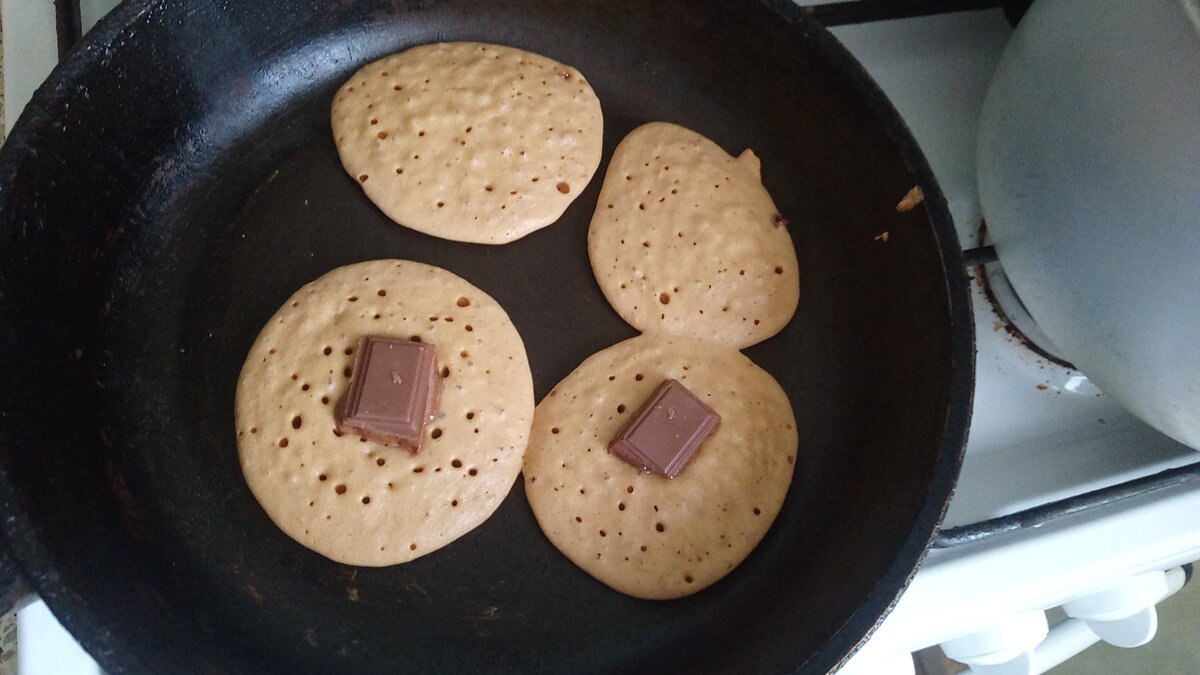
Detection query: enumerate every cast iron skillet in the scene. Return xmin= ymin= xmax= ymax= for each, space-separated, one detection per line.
xmin=0 ymin=0 xmax=973 ymax=672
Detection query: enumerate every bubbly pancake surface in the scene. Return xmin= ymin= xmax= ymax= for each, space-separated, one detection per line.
xmin=588 ymin=122 xmax=800 ymax=348
xmin=331 ymin=42 xmax=604 ymax=244
xmin=523 ymin=334 xmax=797 ymax=599
xmin=235 ymin=260 xmax=534 ymax=566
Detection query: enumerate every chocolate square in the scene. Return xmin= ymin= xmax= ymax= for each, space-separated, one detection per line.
xmin=334 ymin=336 xmax=440 ymax=452
xmin=608 ymin=378 xmax=719 ymax=478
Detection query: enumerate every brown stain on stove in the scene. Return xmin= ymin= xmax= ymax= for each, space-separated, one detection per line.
xmin=972 ymin=266 xmax=1076 ymax=369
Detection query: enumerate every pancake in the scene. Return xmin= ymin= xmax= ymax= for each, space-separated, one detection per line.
xmin=587 ymin=122 xmax=800 ymax=348
xmin=522 ymin=333 xmax=797 ymax=599
xmin=235 ymin=259 xmax=534 ymax=566
xmin=331 ymin=42 xmax=604 ymax=244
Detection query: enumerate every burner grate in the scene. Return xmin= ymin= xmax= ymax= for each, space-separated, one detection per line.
xmin=804 ymin=0 xmax=1029 ymax=27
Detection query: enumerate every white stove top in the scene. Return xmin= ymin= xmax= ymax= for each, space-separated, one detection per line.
xmin=4 ymin=2 xmax=1198 ymax=674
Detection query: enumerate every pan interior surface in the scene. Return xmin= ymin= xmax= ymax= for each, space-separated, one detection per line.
xmin=0 ymin=1 xmax=971 ymax=673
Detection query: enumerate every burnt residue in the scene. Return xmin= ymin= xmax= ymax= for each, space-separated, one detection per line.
xmin=974 ymin=264 xmax=1074 ymax=368
xmin=971 ymin=223 xmax=1056 ymax=363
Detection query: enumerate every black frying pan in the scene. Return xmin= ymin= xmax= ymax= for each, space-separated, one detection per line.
xmin=0 ymin=0 xmax=973 ymax=672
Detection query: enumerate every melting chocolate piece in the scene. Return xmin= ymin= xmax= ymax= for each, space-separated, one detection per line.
xmin=335 ymin=336 xmax=440 ymax=452
xmin=608 ymin=379 xmax=719 ymax=478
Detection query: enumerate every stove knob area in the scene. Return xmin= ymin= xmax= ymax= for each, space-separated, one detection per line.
xmin=1062 ymin=567 xmax=1185 ymax=648
xmin=938 ymin=610 xmax=1048 ymax=673
xmin=1083 ymin=608 xmax=1157 ymax=649
xmin=937 ymin=567 xmax=1189 ymax=675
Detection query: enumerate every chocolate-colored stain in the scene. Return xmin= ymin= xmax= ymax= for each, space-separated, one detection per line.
xmin=608 ymin=379 xmax=719 ymax=478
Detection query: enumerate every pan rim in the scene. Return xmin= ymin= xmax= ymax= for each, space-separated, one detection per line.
xmin=761 ymin=1 xmax=974 ymax=669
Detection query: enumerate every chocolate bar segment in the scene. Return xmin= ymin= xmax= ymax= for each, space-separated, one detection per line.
xmin=608 ymin=379 xmax=719 ymax=478
xmin=335 ymin=336 xmax=440 ymax=452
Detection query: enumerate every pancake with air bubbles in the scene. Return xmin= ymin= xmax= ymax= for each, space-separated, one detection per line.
xmin=235 ymin=260 xmax=533 ymax=566
xmin=523 ymin=333 xmax=797 ymax=599
xmin=331 ymin=42 xmax=604 ymax=244
xmin=588 ymin=122 xmax=800 ymax=348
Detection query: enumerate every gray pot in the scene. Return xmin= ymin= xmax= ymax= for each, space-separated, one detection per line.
xmin=978 ymin=0 xmax=1200 ymax=449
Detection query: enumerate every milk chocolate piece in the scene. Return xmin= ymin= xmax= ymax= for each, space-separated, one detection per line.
xmin=608 ymin=379 xmax=719 ymax=478
xmin=334 ymin=336 xmax=440 ymax=452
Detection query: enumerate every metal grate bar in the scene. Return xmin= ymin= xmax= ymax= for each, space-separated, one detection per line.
xmin=934 ymin=460 xmax=1200 ymax=548
xmin=801 ymin=0 xmax=1009 ymax=27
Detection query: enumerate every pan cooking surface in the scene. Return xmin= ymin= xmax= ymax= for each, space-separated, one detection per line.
xmin=0 ymin=1 xmax=971 ymax=673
